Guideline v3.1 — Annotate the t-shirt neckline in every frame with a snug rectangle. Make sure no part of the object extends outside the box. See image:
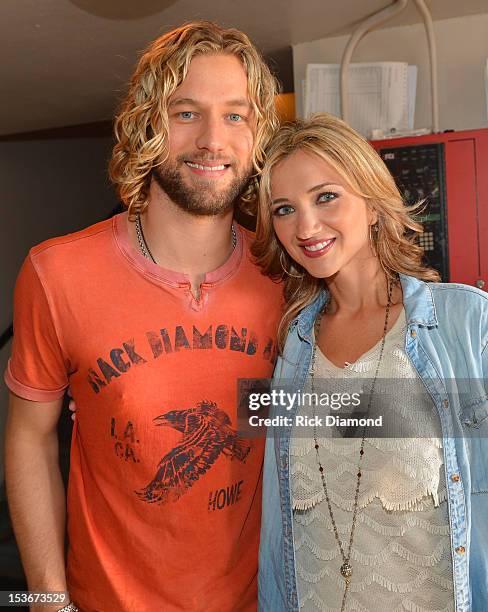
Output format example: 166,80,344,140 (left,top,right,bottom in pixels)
113,211,244,287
